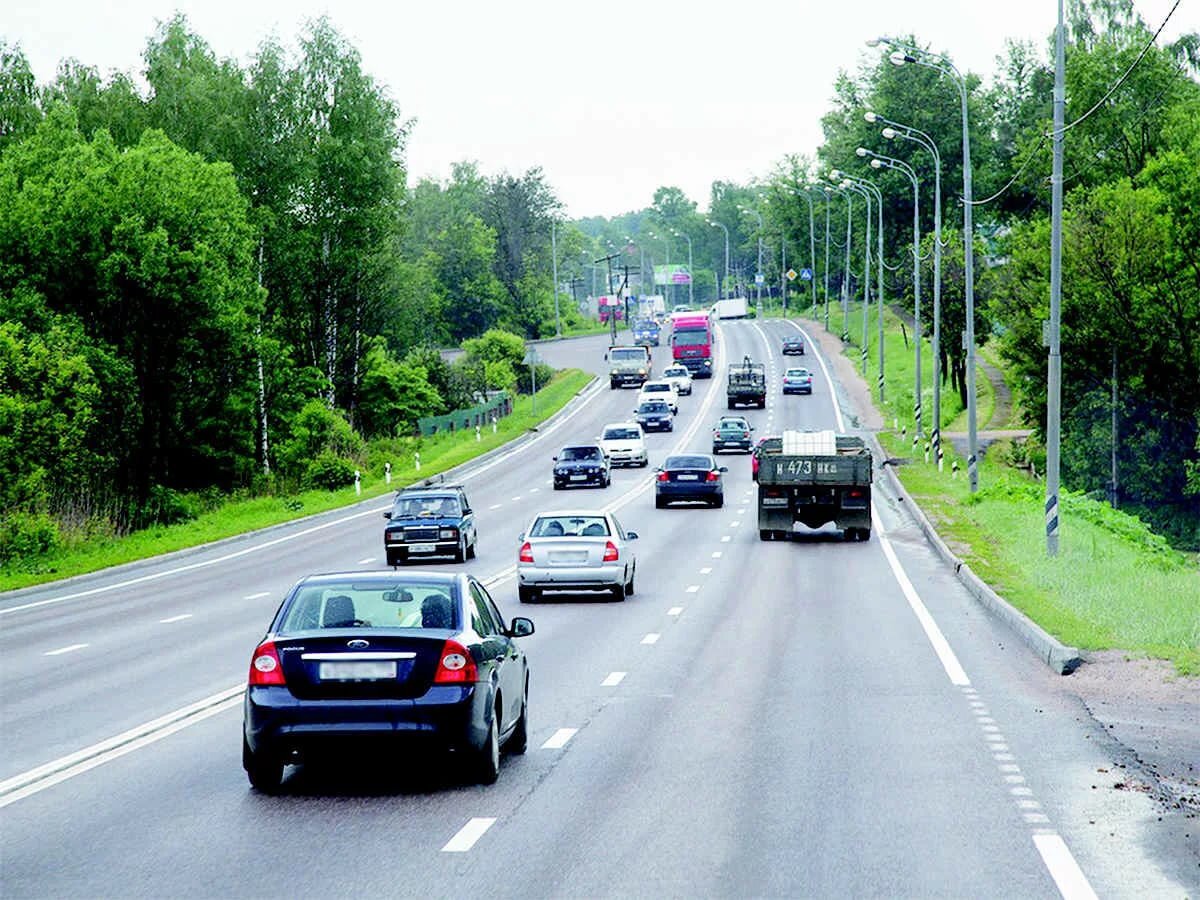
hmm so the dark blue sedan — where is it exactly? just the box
[243,571,534,792]
[655,454,727,508]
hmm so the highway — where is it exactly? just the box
[1,320,1194,898]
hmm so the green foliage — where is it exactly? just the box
[0,41,42,148]
[355,338,443,438]
[0,511,61,565]
[302,452,357,491]
[276,400,363,478]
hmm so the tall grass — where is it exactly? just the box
[0,370,593,593]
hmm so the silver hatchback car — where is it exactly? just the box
[517,511,639,603]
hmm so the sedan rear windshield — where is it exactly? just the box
[530,516,611,537]
[280,581,459,631]
[663,368,688,377]
[665,455,713,469]
[603,428,641,440]
[559,446,602,461]
[786,369,810,377]
[642,383,671,392]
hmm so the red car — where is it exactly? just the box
[751,436,781,481]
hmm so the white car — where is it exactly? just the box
[636,379,680,413]
[598,422,649,468]
[660,365,694,396]
[517,510,639,602]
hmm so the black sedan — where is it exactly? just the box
[553,444,611,489]
[782,335,806,355]
[243,571,534,792]
[635,399,674,432]
[655,454,728,508]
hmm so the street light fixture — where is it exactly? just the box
[737,205,765,310]
[873,35,978,491]
[836,172,886,401]
[709,220,730,300]
[868,110,945,469]
[784,187,820,318]
[832,171,873,375]
[671,228,695,307]
[859,146,925,441]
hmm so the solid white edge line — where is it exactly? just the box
[874,505,970,686]
[441,817,497,853]
[1032,834,1099,900]
[541,728,578,750]
[0,684,244,804]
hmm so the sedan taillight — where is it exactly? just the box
[657,472,669,482]
[434,639,479,684]
[248,640,286,686]
[519,541,533,563]
[706,471,720,482]
[603,541,619,562]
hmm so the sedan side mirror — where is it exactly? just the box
[383,511,392,519]
[552,456,558,461]
[626,531,639,540]
[719,466,728,473]
[508,616,535,638]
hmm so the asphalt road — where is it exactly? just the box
[1,321,1195,898]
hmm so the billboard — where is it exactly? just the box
[654,264,692,286]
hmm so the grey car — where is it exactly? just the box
[517,511,639,603]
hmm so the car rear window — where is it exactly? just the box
[279,581,459,631]
[604,428,641,440]
[643,383,669,391]
[531,516,610,537]
[786,369,810,377]
[665,455,712,469]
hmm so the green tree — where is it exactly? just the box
[0,41,42,148]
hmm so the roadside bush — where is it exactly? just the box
[303,452,357,491]
[276,401,364,477]
[0,511,62,564]
[138,485,201,528]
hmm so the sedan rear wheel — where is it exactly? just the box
[610,582,626,602]
[243,739,284,794]
[506,679,529,755]
[471,708,501,785]
[453,537,466,563]
[625,566,635,596]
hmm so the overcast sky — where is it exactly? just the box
[5,0,1194,218]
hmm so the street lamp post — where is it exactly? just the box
[672,228,694,307]
[875,37,978,491]
[786,187,819,316]
[551,220,561,337]
[860,147,924,441]
[837,174,885,402]
[833,171,872,373]
[868,110,944,468]
[823,187,833,332]
[739,205,765,310]
[709,220,730,300]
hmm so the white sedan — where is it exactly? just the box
[598,422,649,467]
[517,511,639,602]
[660,365,694,396]
[636,379,680,413]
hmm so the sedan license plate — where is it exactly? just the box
[570,474,587,481]
[676,474,699,481]
[318,661,396,681]
[408,543,437,553]
[549,551,588,564]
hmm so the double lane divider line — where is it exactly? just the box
[441,818,497,853]
[0,684,243,809]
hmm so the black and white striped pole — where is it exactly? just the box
[1046,0,1066,555]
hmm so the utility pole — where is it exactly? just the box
[596,252,621,344]
[1047,0,1065,555]
[551,220,561,337]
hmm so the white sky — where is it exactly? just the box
[5,0,1195,218]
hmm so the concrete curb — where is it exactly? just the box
[867,432,1084,675]
[0,375,601,602]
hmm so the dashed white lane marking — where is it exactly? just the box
[641,633,660,645]
[489,504,502,510]
[1033,834,1099,900]
[699,567,713,575]
[44,644,88,656]
[730,520,741,527]
[711,551,722,558]
[685,585,700,593]
[244,592,270,600]
[357,557,374,565]
[541,728,578,750]
[601,672,626,687]
[720,535,732,543]
[442,818,497,853]
[530,488,539,493]
[511,496,521,501]
[159,614,192,624]
[667,607,683,616]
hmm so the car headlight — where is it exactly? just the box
[439,528,458,539]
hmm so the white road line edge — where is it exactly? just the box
[601,672,626,687]
[159,614,193,624]
[441,817,497,853]
[1032,834,1099,900]
[541,728,578,750]
[44,643,88,656]
[244,592,271,600]
[641,633,660,645]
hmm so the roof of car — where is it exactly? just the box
[298,571,461,588]
[561,443,603,450]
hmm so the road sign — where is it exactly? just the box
[786,268,797,282]
[799,268,813,281]
[754,273,765,285]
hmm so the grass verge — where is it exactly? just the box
[0,369,594,593]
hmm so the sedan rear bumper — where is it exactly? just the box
[657,483,723,502]
[519,563,624,589]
